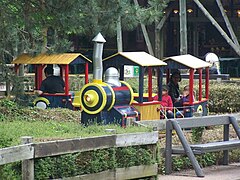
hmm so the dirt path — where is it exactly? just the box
[158,163,240,180]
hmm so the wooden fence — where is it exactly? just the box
[0,131,158,180]
[136,114,240,131]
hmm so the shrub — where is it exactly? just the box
[208,82,240,113]
[3,74,240,113]
[0,146,155,179]
[125,77,240,113]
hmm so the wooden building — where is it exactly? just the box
[73,0,240,75]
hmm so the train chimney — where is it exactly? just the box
[92,33,106,83]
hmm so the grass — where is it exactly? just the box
[0,118,150,147]
[0,99,154,179]
[0,98,151,148]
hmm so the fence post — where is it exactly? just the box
[223,124,229,165]
[21,136,34,180]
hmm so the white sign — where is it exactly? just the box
[124,66,139,77]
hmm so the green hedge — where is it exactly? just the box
[208,82,240,113]
[0,146,155,179]
[125,77,240,114]
[182,81,240,113]
[11,75,240,114]
[158,149,240,174]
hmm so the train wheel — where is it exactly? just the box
[35,101,49,109]
[33,97,50,109]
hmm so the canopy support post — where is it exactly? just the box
[216,0,239,46]
[193,0,240,56]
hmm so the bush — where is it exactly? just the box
[208,82,240,113]
[182,81,240,113]
[0,146,155,179]
[4,73,240,113]
[125,77,240,114]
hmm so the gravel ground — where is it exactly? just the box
[158,163,240,180]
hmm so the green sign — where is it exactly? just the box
[133,66,139,76]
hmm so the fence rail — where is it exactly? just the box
[0,131,158,180]
[54,164,158,180]
[137,114,240,131]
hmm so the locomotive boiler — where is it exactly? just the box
[79,33,140,127]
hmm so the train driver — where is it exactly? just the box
[36,66,65,95]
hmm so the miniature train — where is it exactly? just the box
[12,33,211,126]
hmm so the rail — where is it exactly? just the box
[159,106,185,119]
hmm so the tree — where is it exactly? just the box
[77,0,167,35]
[0,0,167,101]
[0,0,84,61]
[0,0,167,62]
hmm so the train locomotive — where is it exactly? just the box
[79,33,140,127]
[12,32,211,123]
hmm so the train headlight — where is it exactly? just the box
[84,90,99,107]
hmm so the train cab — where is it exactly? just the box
[12,53,91,109]
[103,51,167,120]
[162,54,211,117]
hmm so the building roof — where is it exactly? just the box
[162,54,211,69]
[103,52,167,67]
[12,53,92,65]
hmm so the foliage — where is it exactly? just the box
[116,146,154,168]
[157,148,240,174]
[0,0,81,58]
[0,162,21,180]
[169,153,216,172]
[208,82,240,113]
[0,0,168,99]
[75,148,116,175]
[0,0,167,62]
[0,146,154,179]
[31,146,153,179]
[0,62,29,103]
[76,0,167,37]
[192,127,205,143]
[125,77,240,113]
[0,99,154,179]
[172,156,191,171]
[197,153,217,168]
[137,0,168,24]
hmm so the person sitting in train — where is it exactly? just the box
[36,66,65,95]
[181,85,195,103]
[153,85,174,119]
[168,70,182,107]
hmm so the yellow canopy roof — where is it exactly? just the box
[162,54,211,69]
[12,53,91,65]
[103,52,167,67]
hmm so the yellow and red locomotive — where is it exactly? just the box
[79,33,139,127]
